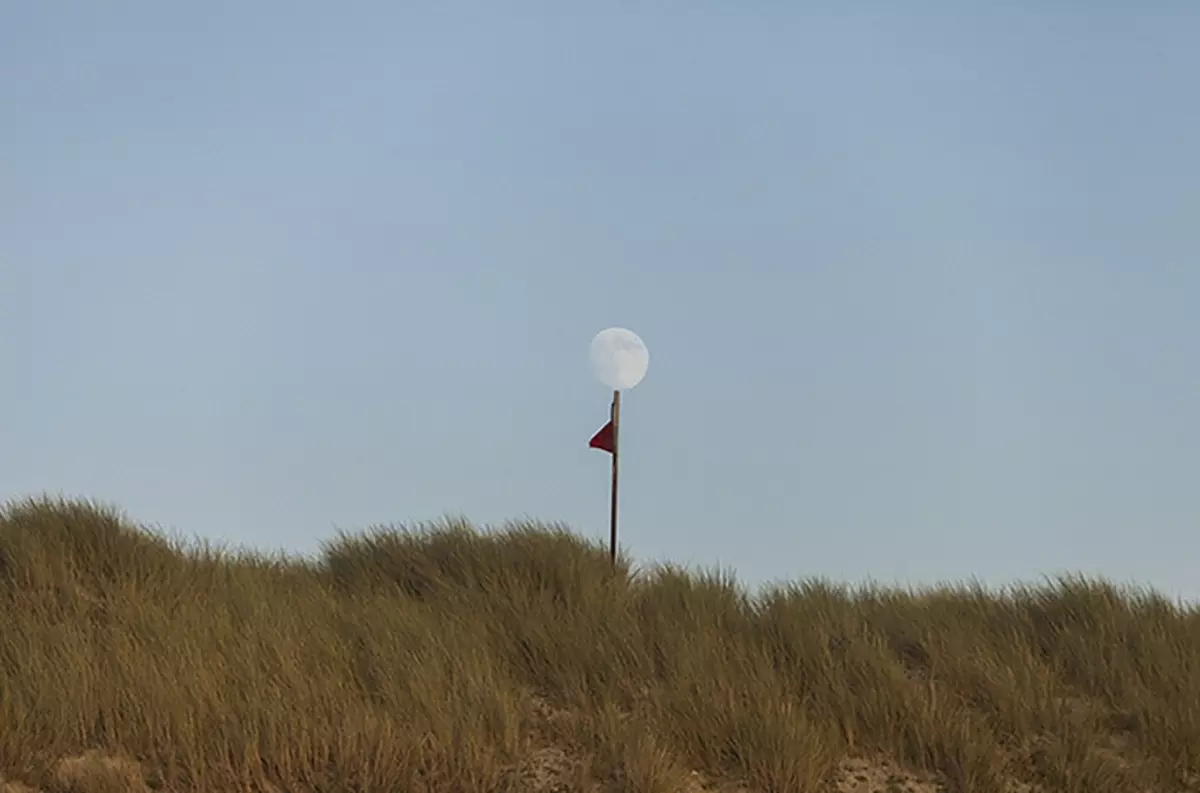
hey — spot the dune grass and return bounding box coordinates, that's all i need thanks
[1,496,1199,792]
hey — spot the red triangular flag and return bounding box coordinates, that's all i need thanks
[588,420,615,454]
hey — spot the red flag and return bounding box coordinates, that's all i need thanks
[588,420,615,453]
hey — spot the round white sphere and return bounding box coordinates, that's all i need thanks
[589,327,650,390]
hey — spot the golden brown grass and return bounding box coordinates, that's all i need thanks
[2,496,1199,792]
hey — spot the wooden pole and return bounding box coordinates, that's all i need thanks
[609,389,621,565]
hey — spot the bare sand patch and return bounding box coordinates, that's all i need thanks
[49,751,148,793]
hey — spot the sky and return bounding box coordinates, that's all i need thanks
[2,4,1198,599]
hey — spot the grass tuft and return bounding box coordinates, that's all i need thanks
[2,496,1199,792]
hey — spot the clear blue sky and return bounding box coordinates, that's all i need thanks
[3,5,1197,598]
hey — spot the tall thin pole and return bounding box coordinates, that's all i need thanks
[609,389,621,565]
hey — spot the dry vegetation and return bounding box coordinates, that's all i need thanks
[2,497,1199,792]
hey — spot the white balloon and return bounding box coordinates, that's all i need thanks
[589,327,650,390]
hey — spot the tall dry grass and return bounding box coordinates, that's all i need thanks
[1,496,1198,792]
